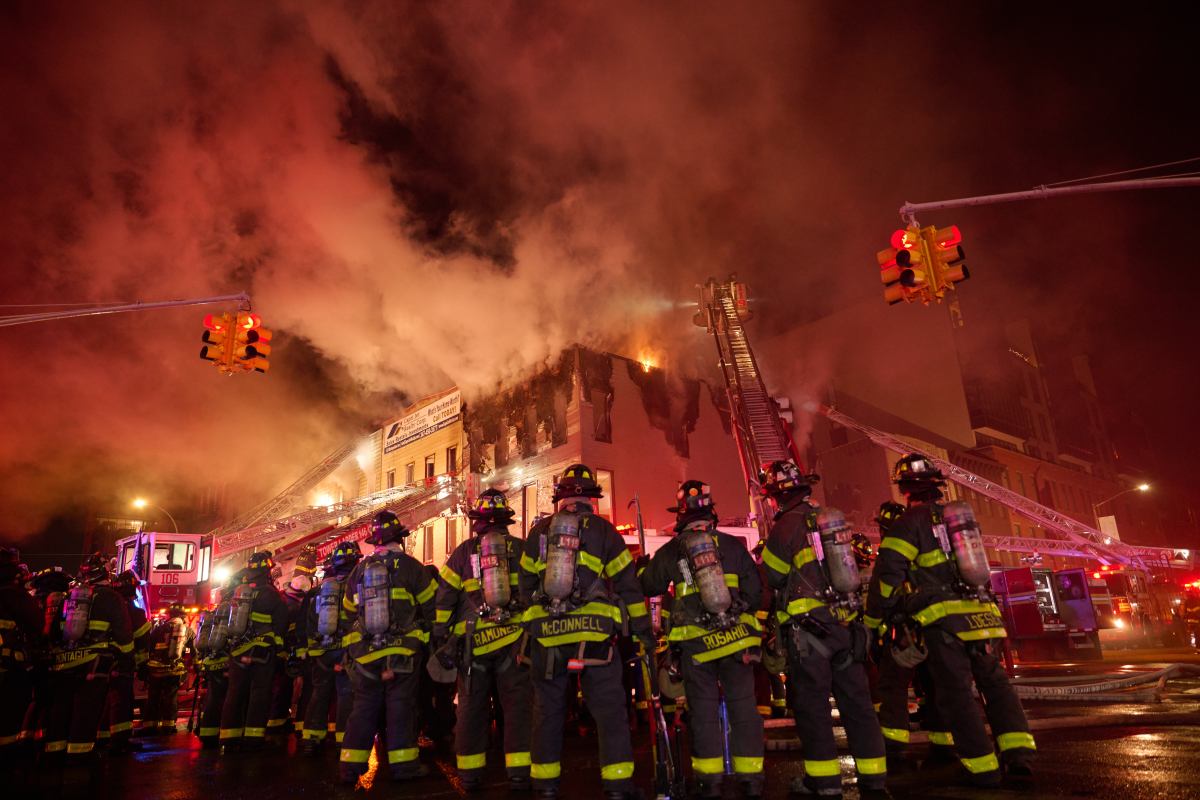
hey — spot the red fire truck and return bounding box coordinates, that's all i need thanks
[990,566,1102,661]
[115,530,213,617]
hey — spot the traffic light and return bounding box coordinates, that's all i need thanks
[200,313,233,371]
[928,224,969,287]
[231,312,271,373]
[878,227,928,304]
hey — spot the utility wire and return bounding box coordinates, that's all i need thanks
[1046,156,1200,187]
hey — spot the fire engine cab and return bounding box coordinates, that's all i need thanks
[115,531,212,616]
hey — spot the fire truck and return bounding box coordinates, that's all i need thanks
[989,566,1101,660]
[114,530,213,617]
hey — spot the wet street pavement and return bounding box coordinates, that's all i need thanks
[14,648,1200,800]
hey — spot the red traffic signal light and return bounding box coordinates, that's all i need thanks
[200,313,233,369]
[232,313,271,373]
[879,226,928,305]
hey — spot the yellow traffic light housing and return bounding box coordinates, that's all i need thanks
[878,223,968,305]
[928,224,969,286]
[232,312,271,373]
[200,313,235,373]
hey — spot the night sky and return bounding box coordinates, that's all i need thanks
[1,1,1196,550]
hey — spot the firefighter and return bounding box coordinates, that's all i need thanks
[865,454,1035,787]
[1182,585,1200,648]
[758,460,889,799]
[24,567,74,755]
[194,572,238,749]
[418,561,456,750]
[103,569,150,751]
[301,542,360,755]
[640,480,765,798]
[43,553,134,765]
[218,552,289,752]
[518,463,651,800]
[143,602,190,735]
[434,488,532,791]
[866,501,953,770]
[268,555,315,738]
[0,547,40,767]
[338,511,438,785]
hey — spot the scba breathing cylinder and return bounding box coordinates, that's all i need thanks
[195,610,214,653]
[227,584,255,637]
[315,578,342,641]
[478,532,511,610]
[943,501,991,590]
[815,507,861,595]
[62,585,94,644]
[361,559,392,638]
[542,512,582,602]
[680,530,731,615]
[209,602,231,651]
[166,617,186,661]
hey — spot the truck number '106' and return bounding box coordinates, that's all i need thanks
[159,572,180,585]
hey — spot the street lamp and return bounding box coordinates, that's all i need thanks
[1091,483,1150,522]
[131,497,179,533]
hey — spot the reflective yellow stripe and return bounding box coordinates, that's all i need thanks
[356,643,421,663]
[416,579,437,604]
[520,553,544,574]
[341,631,362,647]
[882,726,910,743]
[133,621,152,638]
[958,627,1008,641]
[340,748,370,763]
[604,549,633,577]
[855,756,886,775]
[342,595,357,612]
[601,761,634,780]
[531,762,561,779]
[458,752,487,769]
[692,756,724,774]
[505,751,531,767]
[960,752,999,773]
[578,551,604,575]
[928,731,954,746]
[67,741,95,754]
[626,601,648,618]
[435,608,451,623]
[473,627,523,655]
[45,740,67,753]
[760,546,790,575]
[245,727,265,738]
[863,615,883,631]
[880,537,918,561]
[733,756,763,774]
[87,620,110,631]
[916,549,948,568]
[440,565,463,590]
[250,612,272,623]
[783,597,825,618]
[390,588,414,602]
[879,581,896,599]
[691,634,761,664]
[912,599,1003,626]
[463,578,481,593]
[997,732,1036,751]
[805,758,841,777]
[198,727,220,737]
[110,721,133,734]
[335,732,345,743]
[219,728,243,739]
[793,547,816,568]
[723,573,740,588]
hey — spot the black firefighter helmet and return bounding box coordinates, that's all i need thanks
[469,488,516,533]
[329,541,362,575]
[366,510,411,546]
[245,550,275,581]
[552,463,603,503]
[893,453,946,499]
[758,459,818,500]
[668,479,717,531]
[875,501,906,533]
[112,569,142,599]
[77,552,111,585]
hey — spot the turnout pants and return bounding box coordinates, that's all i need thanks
[786,622,887,793]
[219,654,276,745]
[1,669,33,753]
[455,645,531,781]
[339,659,422,780]
[924,628,1035,784]
[681,652,764,794]
[144,673,183,732]
[197,667,229,742]
[45,667,109,760]
[303,651,352,744]
[101,671,136,744]
[529,641,634,794]
[876,648,949,753]
[267,660,296,734]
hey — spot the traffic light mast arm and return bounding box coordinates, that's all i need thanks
[900,176,1200,225]
[0,293,251,328]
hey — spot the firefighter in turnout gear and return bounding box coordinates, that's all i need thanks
[435,488,532,791]
[301,542,361,755]
[338,510,438,785]
[867,502,952,770]
[269,558,314,737]
[143,602,190,735]
[0,547,41,765]
[518,463,651,800]
[218,552,289,752]
[640,481,765,798]
[195,572,238,748]
[44,553,134,764]
[759,461,889,799]
[103,569,150,751]
[865,454,1034,787]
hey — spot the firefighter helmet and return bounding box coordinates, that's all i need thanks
[892,453,945,484]
[552,463,603,502]
[167,602,186,618]
[246,551,275,578]
[366,510,411,545]
[850,532,874,569]
[667,479,717,529]
[77,552,110,585]
[875,501,906,533]
[330,541,362,574]
[112,569,142,598]
[468,488,517,532]
[31,566,72,595]
[758,459,818,499]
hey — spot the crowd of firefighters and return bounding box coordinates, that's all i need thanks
[7,452,1161,797]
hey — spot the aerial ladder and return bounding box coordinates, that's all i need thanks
[696,277,1171,574]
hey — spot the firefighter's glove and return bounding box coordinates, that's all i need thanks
[637,633,657,657]
[634,554,650,574]
[434,639,457,672]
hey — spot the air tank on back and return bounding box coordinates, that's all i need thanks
[62,585,93,644]
[478,532,511,610]
[815,507,861,595]
[943,501,991,590]
[542,512,582,602]
[315,578,342,641]
[680,530,732,615]
[227,584,254,637]
[361,559,392,638]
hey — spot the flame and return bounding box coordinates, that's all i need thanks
[313,492,336,508]
[637,349,658,372]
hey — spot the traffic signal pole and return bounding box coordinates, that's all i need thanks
[900,176,1200,225]
[0,292,251,328]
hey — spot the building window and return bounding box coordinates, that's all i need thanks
[445,517,458,553]
[405,462,415,485]
[446,446,458,475]
[386,470,396,489]
[595,469,614,521]
[1017,474,1027,498]
[423,526,434,564]
[425,454,436,480]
